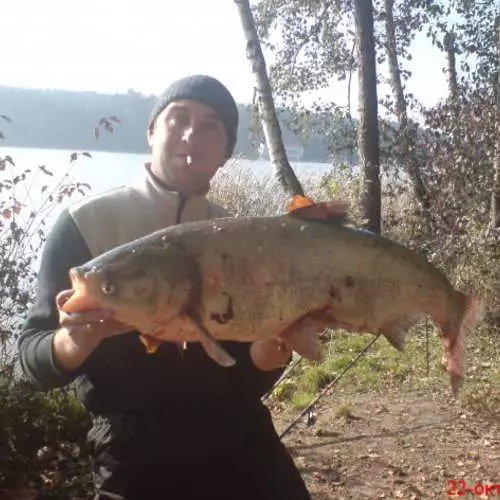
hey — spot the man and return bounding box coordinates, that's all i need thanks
[18,75,315,499]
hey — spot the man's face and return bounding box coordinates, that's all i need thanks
[147,99,230,195]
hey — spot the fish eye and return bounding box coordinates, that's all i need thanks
[101,282,116,295]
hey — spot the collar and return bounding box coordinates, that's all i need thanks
[130,162,213,224]
[145,162,211,198]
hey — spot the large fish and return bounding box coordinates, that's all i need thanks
[62,197,485,394]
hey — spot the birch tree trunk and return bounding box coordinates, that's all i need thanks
[383,0,430,214]
[492,14,500,230]
[354,0,381,233]
[233,0,305,198]
[444,30,459,103]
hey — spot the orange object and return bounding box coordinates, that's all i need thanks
[287,194,348,223]
[286,194,316,212]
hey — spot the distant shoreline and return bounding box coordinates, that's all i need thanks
[0,145,324,165]
[0,86,347,164]
[0,144,264,164]
[0,143,150,156]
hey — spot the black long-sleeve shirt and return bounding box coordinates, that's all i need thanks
[18,169,285,464]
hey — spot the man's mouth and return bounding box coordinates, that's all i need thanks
[174,154,196,166]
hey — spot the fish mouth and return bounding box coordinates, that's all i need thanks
[62,267,105,313]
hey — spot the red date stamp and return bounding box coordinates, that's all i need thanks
[448,480,500,497]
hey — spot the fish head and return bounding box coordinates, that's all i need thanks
[62,239,199,332]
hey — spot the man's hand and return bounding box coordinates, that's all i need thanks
[52,289,133,372]
[57,289,131,344]
[250,339,292,371]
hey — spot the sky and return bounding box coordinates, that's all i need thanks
[2,0,452,110]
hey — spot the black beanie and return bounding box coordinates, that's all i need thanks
[148,74,239,158]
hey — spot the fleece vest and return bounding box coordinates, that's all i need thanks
[68,165,230,258]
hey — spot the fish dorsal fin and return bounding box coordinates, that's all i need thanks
[286,195,348,224]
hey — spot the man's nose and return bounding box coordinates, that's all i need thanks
[181,123,198,143]
[181,126,192,142]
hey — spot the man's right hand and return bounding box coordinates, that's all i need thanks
[53,289,133,372]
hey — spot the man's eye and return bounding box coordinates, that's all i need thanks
[200,121,222,136]
[168,113,190,128]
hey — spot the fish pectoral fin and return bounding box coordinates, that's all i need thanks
[383,313,425,351]
[286,195,348,224]
[286,335,322,361]
[139,335,162,354]
[186,314,236,368]
[278,317,325,362]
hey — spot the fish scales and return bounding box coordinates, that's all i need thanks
[182,218,337,339]
[163,217,451,340]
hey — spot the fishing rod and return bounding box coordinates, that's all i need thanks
[279,334,381,439]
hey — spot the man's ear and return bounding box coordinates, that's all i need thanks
[147,123,155,147]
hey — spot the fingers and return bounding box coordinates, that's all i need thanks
[59,309,114,325]
[56,289,74,310]
[60,313,132,340]
[56,289,131,340]
[59,307,116,337]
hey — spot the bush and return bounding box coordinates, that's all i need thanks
[0,378,92,498]
[0,119,110,497]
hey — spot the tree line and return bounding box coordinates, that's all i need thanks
[0,85,352,163]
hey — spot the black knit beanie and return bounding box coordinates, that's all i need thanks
[148,74,239,158]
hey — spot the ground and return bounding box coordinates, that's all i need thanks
[0,330,497,499]
[270,386,499,500]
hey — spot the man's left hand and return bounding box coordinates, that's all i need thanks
[250,339,292,371]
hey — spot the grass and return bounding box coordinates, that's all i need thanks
[335,404,355,420]
[458,330,500,419]
[292,391,316,409]
[268,323,500,419]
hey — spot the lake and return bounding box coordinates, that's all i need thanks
[0,146,336,225]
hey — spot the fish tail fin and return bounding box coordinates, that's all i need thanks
[444,292,486,396]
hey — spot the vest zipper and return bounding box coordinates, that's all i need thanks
[175,195,187,224]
